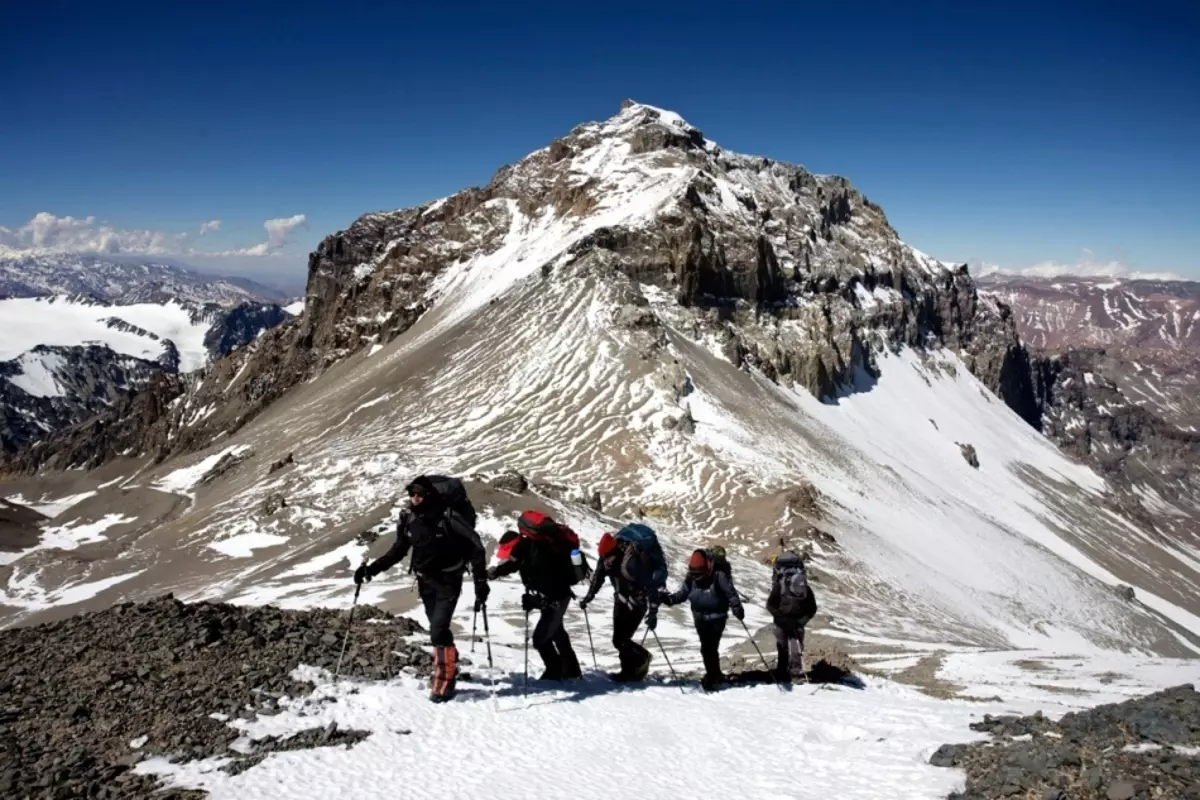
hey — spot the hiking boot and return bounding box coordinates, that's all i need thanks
[559,646,583,679]
[629,649,652,681]
[538,665,564,681]
[701,673,725,692]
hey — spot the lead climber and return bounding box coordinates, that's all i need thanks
[354,475,488,702]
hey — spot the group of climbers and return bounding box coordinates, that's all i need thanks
[353,474,818,702]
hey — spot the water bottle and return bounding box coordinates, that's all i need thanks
[570,548,584,581]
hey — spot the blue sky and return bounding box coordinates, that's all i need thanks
[2,0,1197,288]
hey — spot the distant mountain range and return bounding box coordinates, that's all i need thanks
[0,253,298,454]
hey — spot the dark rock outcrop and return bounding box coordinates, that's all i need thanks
[0,595,427,799]
[932,684,1200,800]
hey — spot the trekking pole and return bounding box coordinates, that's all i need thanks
[471,608,478,654]
[582,607,598,670]
[740,618,772,672]
[523,610,530,697]
[334,557,368,681]
[650,630,686,695]
[481,605,494,669]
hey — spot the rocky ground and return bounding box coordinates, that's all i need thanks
[930,684,1200,799]
[0,596,429,799]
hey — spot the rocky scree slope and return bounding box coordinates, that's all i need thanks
[979,274,1200,577]
[0,595,426,799]
[4,101,1043,473]
[931,683,1200,799]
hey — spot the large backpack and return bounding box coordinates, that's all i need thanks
[706,546,732,578]
[404,475,479,574]
[773,551,814,617]
[517,510,591,586]
[615,523,668,590]
[424,475,477,530]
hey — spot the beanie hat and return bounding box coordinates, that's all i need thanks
[687,550,711,572]
[597,532,617,558]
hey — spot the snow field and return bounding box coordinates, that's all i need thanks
[0,296,212,371]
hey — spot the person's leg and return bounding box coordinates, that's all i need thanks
[789,624,806,678]
[427,573,463,700]
[698,617,725,681]
[532,597,566,679]
[773,621,790,680]
[549,598,581,678]
[612,601,648,678]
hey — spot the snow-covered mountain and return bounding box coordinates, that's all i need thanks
[0,251,288,305]
[0,259,296,454]
[1,101,1197,684]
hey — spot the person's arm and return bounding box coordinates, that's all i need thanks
[718,571,744,619]
[766,582,781,618]
[580,557,608,605]
[488,537,524,580]
[367,515,412,576]
[663,578,690,606]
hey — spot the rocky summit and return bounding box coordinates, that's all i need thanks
[931,684,1200,799]
[4,100,1039,473]
[0,596,426,799]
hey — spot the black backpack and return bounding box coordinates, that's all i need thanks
[404,475,479,573]
[424,475,477,530]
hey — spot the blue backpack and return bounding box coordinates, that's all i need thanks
[615,523,668,590]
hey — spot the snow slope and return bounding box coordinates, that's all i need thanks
[133,597,1200,800]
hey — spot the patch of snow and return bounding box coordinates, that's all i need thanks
[3,490,98,518]
[0,567,145,611]
[207,533,290,558]
[154,445,251,495]
[8,351,68,397]
[0,512,134,566]
[283,301,305,316]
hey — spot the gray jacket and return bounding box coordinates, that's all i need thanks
[664,571,743,620]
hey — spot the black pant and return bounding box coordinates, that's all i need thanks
[418,572,463,647]
[532,596,580,678]
[695,616,726,678]
[612,598,650,675]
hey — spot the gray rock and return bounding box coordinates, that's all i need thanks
[1106,781,1138,800]
[959,442,980,468]
[489,470,529,494]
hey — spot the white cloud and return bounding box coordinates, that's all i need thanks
[0,212,309,260]
[264,214,307,248]
[969,250,1182,282]
[216,214,308,257]
[0,212,171,256]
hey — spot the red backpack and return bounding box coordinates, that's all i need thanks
[517,511,590,585]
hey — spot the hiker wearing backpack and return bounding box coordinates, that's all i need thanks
[658,548,744,691]
[486,511,590,681]
[578,523,668,682]
[353,475,488,702]
[767,550,818,682]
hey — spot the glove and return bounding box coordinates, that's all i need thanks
[656,590,672,606]
[485,566,498,581]
[474,581,489,611]
[521,593,542,613]
[353,564,372,585]
[733,606,745,621]
[578,595,592,611]
[645,609,658,631]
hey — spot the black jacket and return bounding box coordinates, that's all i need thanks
[369,507,486,582]
[664,570,743,619]
[582,544,660,611]
[490,536,574,600]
